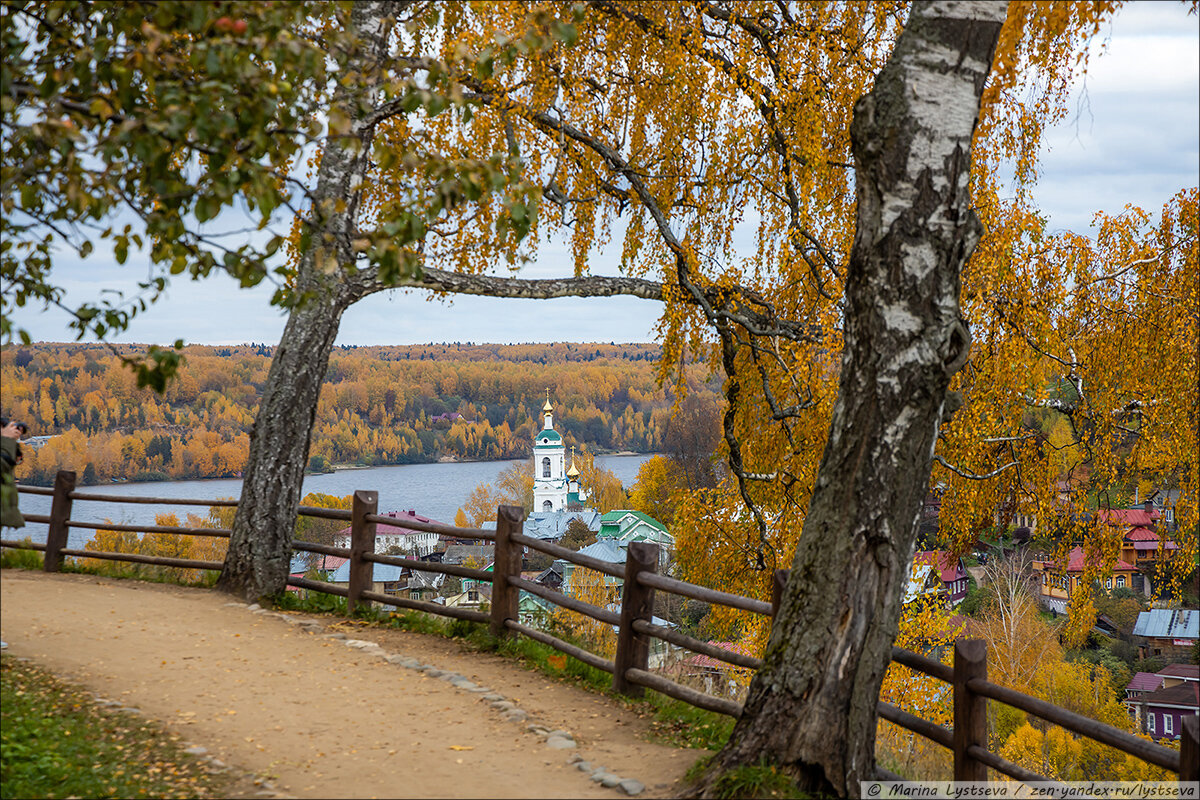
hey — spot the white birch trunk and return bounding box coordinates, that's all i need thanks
[697,2,1007,794]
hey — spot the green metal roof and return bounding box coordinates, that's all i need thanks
[598,509,669,539]
[600,509,664,528]
[534,429,562,445]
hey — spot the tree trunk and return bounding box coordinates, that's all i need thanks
[215,292,351,599]
[696,2,1005,795]
[216,1,397,600]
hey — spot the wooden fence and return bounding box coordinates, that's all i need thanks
[5,471,1197,785]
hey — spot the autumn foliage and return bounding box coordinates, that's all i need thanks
[0,342,720,485]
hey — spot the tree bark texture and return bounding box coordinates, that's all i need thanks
[701,2,1005,795]
[216,1,399,600]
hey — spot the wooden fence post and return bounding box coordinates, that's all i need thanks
[346,490,377,616]
[770,568,790,616]
[1182,714,1199,783]
[490,505,524,639]
[43,470,76,573]
[953,638,988,781]
[613,541,660,696]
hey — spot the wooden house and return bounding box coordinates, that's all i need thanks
[1033,546,1138,614]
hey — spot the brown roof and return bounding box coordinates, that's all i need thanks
[1142,681,1200,709]
[1158,664,1200,680]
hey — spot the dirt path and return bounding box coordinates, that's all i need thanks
[0,570,706,799]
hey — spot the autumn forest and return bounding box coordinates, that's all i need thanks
[0,341,720,485]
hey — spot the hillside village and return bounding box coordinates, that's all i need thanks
[903,488,1197,745]
[279,398,1199,740]
[287,399,731,691]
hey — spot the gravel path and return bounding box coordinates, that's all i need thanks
[1,570,705,798]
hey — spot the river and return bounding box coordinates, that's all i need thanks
[10,455,655,550]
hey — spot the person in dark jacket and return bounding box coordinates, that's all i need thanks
[1,416,28,529]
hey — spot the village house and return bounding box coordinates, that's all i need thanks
[1123,663,1199,740]
[1158,663,1200,688]
[1132,608,1199,662]
[1032,546,1139,614]
[903,561,946,606]
[443,543,494,566]
[288,551,347,579]
[447,565,559,628]
[325,559,446,602]
[1096,504,1180,596]
[332,509,445,557]
[556,538,626,597]
[1124,671,1164,731]
[597,510,674,568]
[444,576,491,612]
[520,508,602,541]
[532,564,563,590]
[910,550,970,606]
[668,641,754,700]
[1138,680,1199,742]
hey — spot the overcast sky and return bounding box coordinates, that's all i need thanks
[8,2,1198,348]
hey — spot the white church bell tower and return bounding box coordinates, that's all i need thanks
[533,392,567,512]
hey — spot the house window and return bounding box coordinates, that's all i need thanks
[1148,713,1155,733]
[542,457,551,477]
[468,588,479,602]
[1117,576,1125,588]
[1164,715,1173,736]
[543,500,553,512]
[1106,577,1112,589]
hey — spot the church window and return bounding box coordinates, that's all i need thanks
[542,457,551,477]
[543,500,553,512]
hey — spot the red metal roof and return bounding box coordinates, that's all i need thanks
[1125,526,1160,542]
[1098,508,1159,527]
[1126,672,1164,693]
[1063,546,1135,572]
[682,642,754,670]
[913,550,968,584]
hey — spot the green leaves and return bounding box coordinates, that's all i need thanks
[1,0,335,382]
[2,0,568,388]
[131,344,186,392]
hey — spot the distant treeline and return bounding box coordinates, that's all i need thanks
[1,342,720,485]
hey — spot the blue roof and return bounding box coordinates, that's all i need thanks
[524,510,601,541]
[574,539,625,565]
[1133,609,1199,640]
[328,561,408,583]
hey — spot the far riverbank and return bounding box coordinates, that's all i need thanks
[13,454,656,551]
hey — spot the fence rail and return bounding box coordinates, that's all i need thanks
[6,472,1197,785]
